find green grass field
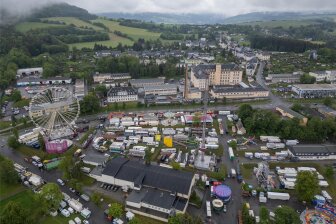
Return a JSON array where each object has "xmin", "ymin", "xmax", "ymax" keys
[
  {"xmin": 0, "ymin": 189, "xmax": 36, "ymax": 209},
  {"xmin": 68, "ymin": 32, "xmax": 133, "ymax": 49},
  {"xmin": 15, "ymin": 22, "xmax": 66, "ymax": 32},
  {"xmin": 44, "ymin": 17, "xmax": 104, "ymax": 31},
  {"xmin": 0, "ymin": 183, "xmax": 25, "ymax": 200},
  {"xmin": 93, "ymin": 19, "xmax": 161, "ymax": 41}
]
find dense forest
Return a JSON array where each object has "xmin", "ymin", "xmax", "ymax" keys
[
  {"xmin": 238, "ymin": 104, "xmax": 336, "ymax": 143},
  {"xmin": 249, "ymin": 35, "xmax": 322, "ymax": 53},
  {"xmin": 28, "ymin": 3, "xmax": 97, "ymax": 20},
  {"xmin": 96, "ymin": 55, "xmax": 185, "ymax": 79}
]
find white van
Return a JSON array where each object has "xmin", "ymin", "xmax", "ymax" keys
[{"xmin": 57, "ymin": 179, "xmax": 65, "ymax": 186}]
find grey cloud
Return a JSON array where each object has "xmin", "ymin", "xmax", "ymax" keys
[{"xmin": 1, "ymin": 0, "xmax": 336, "ymax": 24}]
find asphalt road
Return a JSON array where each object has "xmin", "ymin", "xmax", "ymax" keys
[
  {"xmin": 0, "ymin": 135, "xmax": 109, "ymax": 224},
  {"xmin": 255, "ymin": 62, "xmax": 290, "ymax": 108}
]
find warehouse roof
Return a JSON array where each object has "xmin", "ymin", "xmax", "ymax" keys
[
  {"xmin": 293, "ymin": 84, "xmax": 336, "ymax": 90},
  {"xmin": 102, "ymin": 158, "xmax": 194, "ymax": 195},
  {"xmin": 289, "ymin": 145, "xmax": 336, "ymax": 155}
]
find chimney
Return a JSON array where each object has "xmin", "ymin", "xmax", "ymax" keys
[{"xmin": 184, "ymin": 64, "xmax": 188, "ymax": 99}]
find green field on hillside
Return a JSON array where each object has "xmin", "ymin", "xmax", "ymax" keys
[
  {"xmin": 16, "ymin": 17, "xmax": 165, "ymax": 49},
  {"xmin": 44, "ymin": 17, "xmax": 104, "ymax": 31},
  {"xmin": 15, "ymin": 22, "xmax": 66, "ymax": 32},
  {"xmin": 242, "ymin": 19, "xmax": 320, "ymax": 28},
  {"xmin": 93, "ymin": 19, "xmax": 161, "ymax": 41},
  {"xmin": 68, "ymin": 32, "xmax": 133, "ymax": 49}
]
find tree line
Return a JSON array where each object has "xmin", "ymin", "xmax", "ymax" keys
[
  {"xmin": 249, "ymin": 35, "xmax": 322, "ymax": 53},
  {"xmin": 96, "ymin": 55, "xmax": 185, "ymax": 79},
  {"xmin": 238, "ymin": 104, "xmax": 336, "ymax": 143}
]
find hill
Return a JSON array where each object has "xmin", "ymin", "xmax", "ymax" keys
[
  {"xmin": 99, "ymin": 11, "xmax": 336, "ymax": 25},
  {"xmin": 29, "ymin": 3, "xmax": 97, "ymax": 20}
]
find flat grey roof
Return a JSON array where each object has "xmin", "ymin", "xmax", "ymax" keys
[
  {"xmin": 289, "ymin": 145, "xmax": 336, "ymax": 155},
  {"xmin": 293, "ymin": 84, "xmax": 336, "ymax": 90},
  {"xmin": 102, "ymin": 158, "xmax": 194, "ymax": 195}
]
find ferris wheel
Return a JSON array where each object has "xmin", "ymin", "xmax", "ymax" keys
[{"xmin": 29, "ymin": 87, "xmax": 80, "ymax": 137}]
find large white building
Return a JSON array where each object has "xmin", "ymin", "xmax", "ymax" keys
[
  {"xmin": 89, "ymin": 158, "xmax": 195, "ymax": 222},
  {"xmin": 210, "ymin": 85, "xmax": 269, "ymax": 100},
  {"xmin": 107, "ymin": 87, "xmax": 138, "ymax": 103},
  {"xmin": 292, "ymin": 84, "xmax": 336, "ymax": 98},
  {"xmin": 17, "ymin": 67, "xmax": 43, "ymax": 77},
  {"xmin": 93, "ymin": 73, "xmax": 131, "ymax": 83},
  {"xmin": 288, "ymin": 145, "xmax": 336, "ymax": 160},
  {"xmin": 129, "ymin": 78, "xmax": 165, "ymax": 88},
  {"xmin": 309, "ymin": 70, "xmax": 336, "ymax": 82},
  {"xmin": 143, "ymin": 84, "xmax": 177, "ymax": 96},
  {"xmin": 191, "ymin": 64, "xmax": 242, "ymax": 90}
]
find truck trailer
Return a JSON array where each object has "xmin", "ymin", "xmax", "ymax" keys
[{"xmin": 267, "ymin": 192, "xmax": 290, "ymax": 200}]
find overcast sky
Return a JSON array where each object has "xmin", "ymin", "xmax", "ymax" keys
[{"xmin": 2, "ymin": 0, "xmax": 336, "ymax": 17}]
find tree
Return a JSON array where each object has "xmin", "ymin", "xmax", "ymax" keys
[
  {"xmin": 274, "ymin": 206, "xmax": 300, "ymax": 224},
  {"xmin": 38, "ymin": 133, "xmax": 46, "ymax": 151},
  {"xmin": 58, "ymin": 155, "xmax": 72, "ymax": 179},
  {"xmin": 91, "ymin": 192, "xmax": 102, "ymax": 206},
  {"xmin": 0, "ymin": 158, "xmax": 19, "ymax": 184},
  {"xmin": 37, "ymin": 183, "xmax": 63, "ymax": 212},
  {"xmin": 7, "ymin": 136, "xmax": 20, "ymax": 149},
  {"xmin": 144, "ymin": 149, "xmax": 152, "ymax": 165},
  {"xmin": 80, "ymin": 93, "xmax": 100, "ymax": 114},
  {"xmin": 295, "ymin": 171, "xmax": 320, "ymax": 202},
  {"xmin": 11, "ymin": 90, "xmax": 22, "ymax": 102},
  {"xmin": 108, "ymin": 203, "xmax": 123, "ymax": 219},
  {"xmin": 300, "ymin": 74, "xmax": 316, "ymax": 84},
  {"xmin": 291, "ymin": 103, "xmax": 303, "ymax": 112},
  {"xmin": 238, "ymin": 104, "xmax": 254, "ymax": 122},
  {"xmin": 242, "ymin": 203, "xmax": 256, "ymax": 224},
  {"xmin": 324, "ymin": 165, "xmax": 334, "ymax": 179},
  {"xmin": 323, "ymin": 97, "xmax": 333, "ymax": 107},
  {"xmin": 0, "ymin": 201, "xmax": 33, "ymax": 224},
  {"xmin": 259, "ymin": 206, "xmax": 270, "ymax": 224}
]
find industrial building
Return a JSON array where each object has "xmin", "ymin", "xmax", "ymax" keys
[
  {"xmin": 129, "ymin": 78, "xmax": 165, "ymax": 88},
  {"xmin": 276, "ymin": 106, "xmax": 308, "ymax": 125},
  {"xmin": 209, "ymin": 85, "xmax": 269, "ymax": 100},
  {"xmin": 143, "ymin": 84, "xmax": 177, "ymax": 96},
  {"xmin": 190, "ymin": 63, "xmax": 243, "ymax": 90},
  {"xmin": 17, "ymin": 67, "xmax": 43, "ymax": 77},
  {"xmin": 309, "ymin": 70, "xmax": 336, "ymax": 82},
  {"xmin": 265, "ymin": 73, "xmax": 301, "ymax": 84},
  {"xmin": 107, "ymin": 87, "xmax": 138, "ymax": 103},
  {"xmin": 16, "ymin": 76, "xmax": 72, "ymax": 86},
  {"xmin": 288, "ymin": 145, "xmax": 336, "ymax": 160},
  {"xmin": 291, "ymin": 84, "xmax": 336, "ymax": 98},
  {"xmin": 93, "ymin": 73, "xmax": 131, "ymax": 83},
  {"xmin": 89, "ymin": 158, "xmax": 195, "ymax": 222},
  {"xmin": 74, "ymin": 79, "xmax": 85, "ymax": 99}
]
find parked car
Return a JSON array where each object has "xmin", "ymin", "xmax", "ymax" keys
[{"xmin": 69, "ymin": 187, "xmax": 76, "ymax": 193}]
